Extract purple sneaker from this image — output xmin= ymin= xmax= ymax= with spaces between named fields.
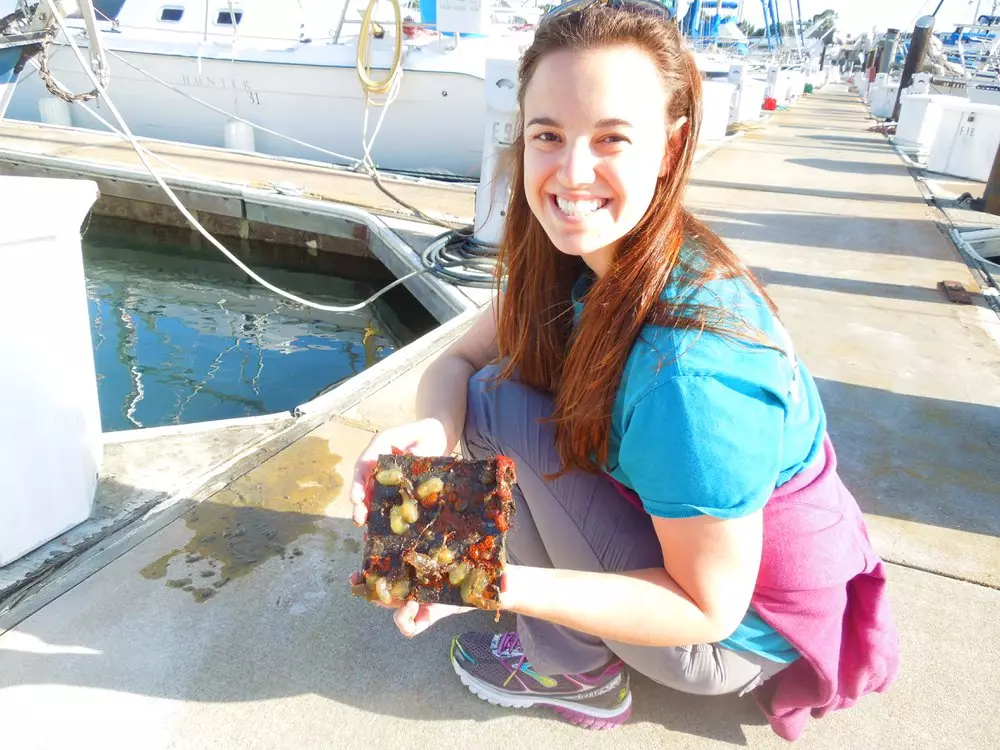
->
xmin=450 ymin=631 xmax=631 ymax=729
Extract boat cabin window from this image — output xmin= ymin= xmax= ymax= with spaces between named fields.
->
xmin=159 ymin=6 xmax=184 ymax=22
xmin=216 ymin=9 xmax=243 ymax=25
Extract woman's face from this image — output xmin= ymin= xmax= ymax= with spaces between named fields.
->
xmin=522 ymin=45 xmax=673 ymax=277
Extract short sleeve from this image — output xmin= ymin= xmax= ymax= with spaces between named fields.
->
xmin=618 ymin=374 xmax=784 ymax=519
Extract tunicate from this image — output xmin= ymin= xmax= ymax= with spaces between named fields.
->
xmin=433 ymin=545 xmax=455 ymax=565
xmin=400 ymin=499 xmax=419 ymax=524
xmin=390 ymin=577 xmax=411 ymax=599
xmin=372 ymin=576 xmax=392 ymax=604
xmin=415 ymin=476 xmax=444 ymax=499
xmin=376 ymin=468 xmax=404 ymax=485
xmin=389 ymin=506 xmax=409 ymax=535
xmin=448 ymin=560 xmax=472 ymax=585
xmin=460 ymin=567 xmax=488 ymax=605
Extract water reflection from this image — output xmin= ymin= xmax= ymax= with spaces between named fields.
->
xmin=84 ymin=244 xmax=400 ymax=432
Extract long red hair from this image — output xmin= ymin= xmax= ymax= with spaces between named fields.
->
xmin=495 ymin=6 xmax=778 ymax=474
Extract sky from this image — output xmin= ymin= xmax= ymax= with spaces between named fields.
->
xmin=734 ymin=0 xmax=994 ymax=37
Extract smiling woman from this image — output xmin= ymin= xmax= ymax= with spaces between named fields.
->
xmin=521 ymin=47 xmax=672 ymax=276
xmin=349 ymin=1 xmax=900 ymax=741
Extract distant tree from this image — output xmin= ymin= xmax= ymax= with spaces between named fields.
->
xmin=807 ymin=9 xmax=838 ymax=39
xmin=731 ymin=7 xmax=837 ymax=40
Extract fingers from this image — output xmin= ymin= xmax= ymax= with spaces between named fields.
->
xmin=351 ymin=569 xmax=444 ymax=634
xmin=350 ymin=442 xmax=378 ymax=504
xmin=393 ymin=601 xmax=473 ymax=638
xmin=411 ymin=604 xmax=438 ymax=636
xmin=351 ymin=475 xmax=372 ymax=527
xmin=394 ymin=600 xmax=421 ymax=638
xmin=349 ymin=466 xmax=368 ymax=507
xmin=350 ymin=452 xmax=375 ymax=526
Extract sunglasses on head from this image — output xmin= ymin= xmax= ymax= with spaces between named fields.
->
xmin=538 ymin=0 xmax=675 ymax=28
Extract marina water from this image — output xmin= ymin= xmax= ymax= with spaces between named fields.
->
xmin=83 ymin=229 xmax=422 ymax=432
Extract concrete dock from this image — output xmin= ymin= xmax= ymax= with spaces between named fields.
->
xmin=1 ymin=84 xmax=999 ymax=749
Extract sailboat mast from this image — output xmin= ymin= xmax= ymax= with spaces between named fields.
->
xmin=690 ymin=0 xmax=702 ymax=38
xmin=788 ymin=0 xmax=801 ymax=53
xmin=761 ymin=0 xmax=774 ymax=49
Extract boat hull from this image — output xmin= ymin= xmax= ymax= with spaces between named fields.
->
xmin=7 ymin=45 xmax=487 ymax=178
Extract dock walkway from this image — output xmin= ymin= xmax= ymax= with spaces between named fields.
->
xmin=1 ymin=85 xmax=999 ymax=749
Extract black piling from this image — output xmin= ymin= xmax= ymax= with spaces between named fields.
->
xmin=891 ymin=16 xmax=936 ymax=122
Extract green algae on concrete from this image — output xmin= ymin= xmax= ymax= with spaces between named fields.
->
xmin=341 ymin=537 xmax=362 ymax=556
xmin=140 ymin=436 xmax=344 ymax=601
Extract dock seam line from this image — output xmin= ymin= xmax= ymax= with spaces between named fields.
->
xmin=885 ymin=559 xmax=999 ymax=592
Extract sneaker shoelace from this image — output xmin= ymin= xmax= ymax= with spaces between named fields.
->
xmin=494 ymin=632 xmax=531 ymax=688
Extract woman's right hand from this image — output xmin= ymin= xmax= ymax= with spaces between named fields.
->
xmin=350 ymin=417 xmax=451 ymax=526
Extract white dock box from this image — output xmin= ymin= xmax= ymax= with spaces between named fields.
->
xmin=0 ymin=176 xmax=101 ymax=566
xmin=767 ymin=68 xmax=793 ymax=103
xmin=869 ymin=83 xmax=900 ymax=119
xmin=895 ymin=94 xmax=952 ymax=152
xmin=927 ymin=101 xmax=1000 ymax=181
xmin=728 ymin=64 xmax=766 ymax=124
xmin=475 ymin=54 xmax=520 ymax=245
xmin=787 ymin=70 xmax=806 ymax=99
xmin=700 ymin=81 xmax=736 ymax=142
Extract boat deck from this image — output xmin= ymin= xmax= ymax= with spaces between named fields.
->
xmin=2 ymin=85 xmax=1000 ymax=749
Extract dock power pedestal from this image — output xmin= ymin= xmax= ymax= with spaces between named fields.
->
xmin=475 ymin=55 xmax=520 ymax=247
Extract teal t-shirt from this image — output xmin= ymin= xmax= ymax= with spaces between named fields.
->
xmin=573 ymin=266 xmax=826 ymax=664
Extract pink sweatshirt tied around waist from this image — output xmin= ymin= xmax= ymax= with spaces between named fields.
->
xmin=608 ymin=436 xmax=900 ymax=741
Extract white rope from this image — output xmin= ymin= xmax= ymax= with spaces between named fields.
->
xmin=360 ymin=71 xmax=404 ymax=174
xmin=49 ymin=5 xmax=427 ymax=315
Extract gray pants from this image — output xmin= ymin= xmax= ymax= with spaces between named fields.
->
xmin=461 ymin=364 xmax=788 ymax=697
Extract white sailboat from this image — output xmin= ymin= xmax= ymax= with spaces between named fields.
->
xmin=2 ymin=0 xmax=537 ymax=179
